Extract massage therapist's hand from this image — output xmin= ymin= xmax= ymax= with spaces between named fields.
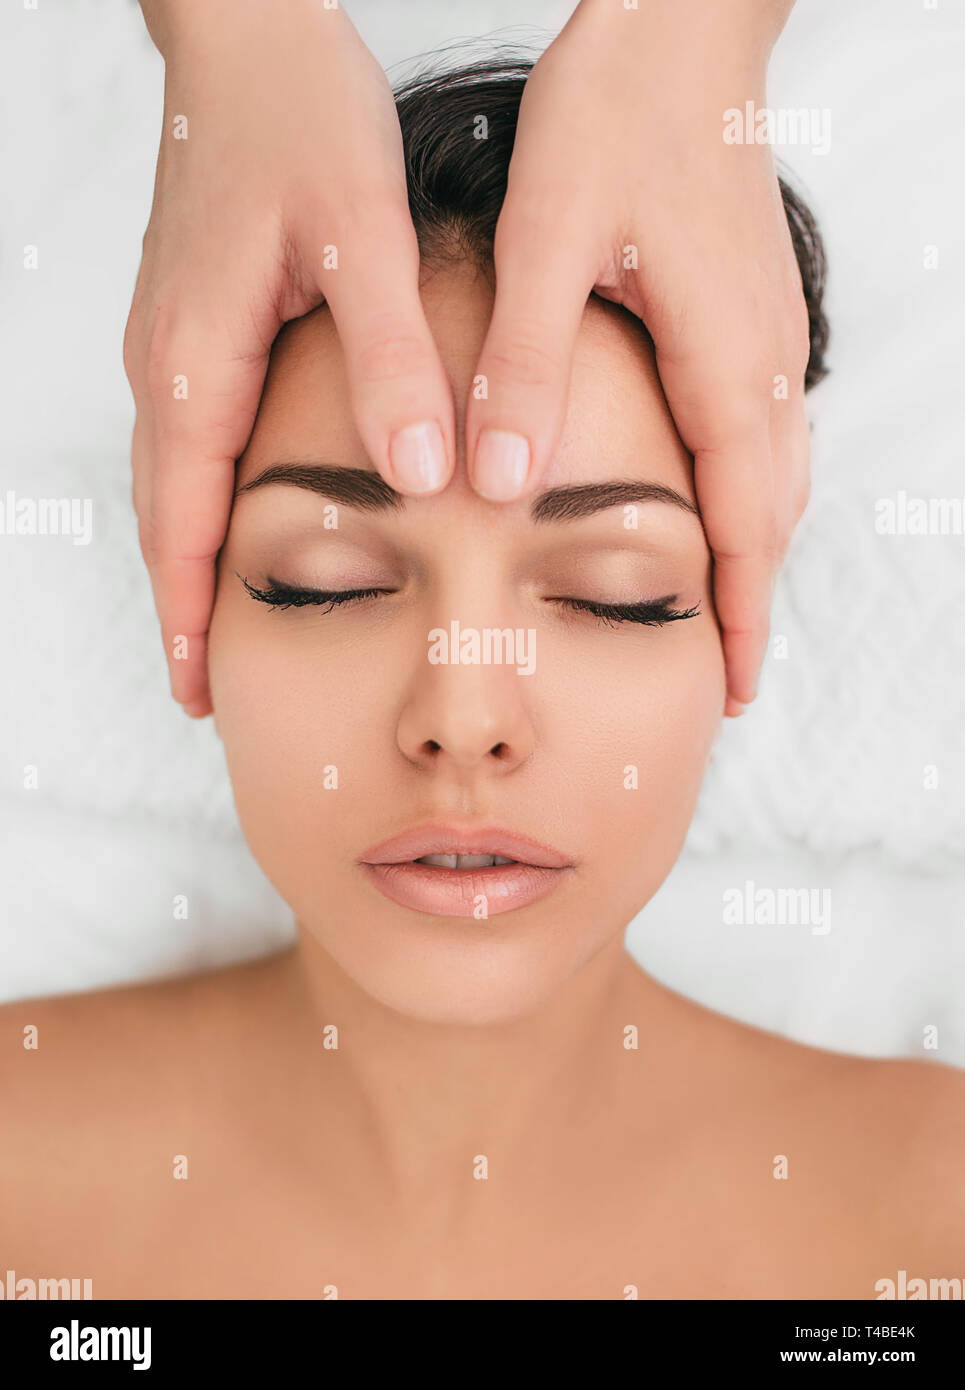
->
xmin=126 ymin=0 xmax=456 ymax=717
xmin=466 ymin=0 xmax=806 ymax=716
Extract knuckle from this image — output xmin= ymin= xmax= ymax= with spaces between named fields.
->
xmin=143 ymin=307 xmax=184 ymax=398
xmin=353 ymin=329 xmax=434 ymax=385
xmin=715 ymin=513 xmax=778 ymax=565
xmin=142 ymin=307 xmax=213 ymax=405
xmin=493 ymin=186 xmax=564 ymax=253
xmin=722 ymin=612 xmax=769 ymax=647
xmin=484 ymin=331 xmax=563 ymax=391
xmin=331 ymin=190 xmax=420 ymax=266
xmin=492 ymin=194 xmax=545 ymax=252
xmin=339 ymin=183 xmax=411 ymax=229
xmin=702 ymin=376 xmax=772 ymax=443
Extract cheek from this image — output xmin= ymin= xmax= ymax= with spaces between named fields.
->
xmin=540 ymin=616 xmax=724 ymax=918
xmin=207 ymin=586 xmax=385 ymax=895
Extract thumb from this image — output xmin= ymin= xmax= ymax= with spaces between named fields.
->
xmin=314 ymin=206 xmax=456 ymax=495
xmin=467 ymin=212 xmax=596 ymax=500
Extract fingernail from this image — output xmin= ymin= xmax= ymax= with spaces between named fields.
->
xmin=473 ymin=429 xmax=530 ymax=501
xmin=388 ymin=420 xmax=447 ymax=492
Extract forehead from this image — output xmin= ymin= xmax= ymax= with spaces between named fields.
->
xmin=235 ymin=262 xmax=694 ymax=499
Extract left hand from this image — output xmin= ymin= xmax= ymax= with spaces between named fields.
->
xmin=465 ymin=0 xmax=808 ymax=715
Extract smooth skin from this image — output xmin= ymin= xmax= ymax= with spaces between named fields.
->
xmin=125 ymin=0 xmax=807 ymax=720
xmin=2 ymin=951 xmax=964 ymax=1299
xmin=4 ymin=264 xmax=963 ymax=1301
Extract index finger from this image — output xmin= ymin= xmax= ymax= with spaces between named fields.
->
xmin=692 ymin=418 xmax=776 ymax=713
xmin=140 ymin=314 xmax=269 ymax=714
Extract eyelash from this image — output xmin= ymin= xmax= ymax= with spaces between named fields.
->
xmin=237 ymin=575 xmax=699 ymax=627
xmin=238 ymin=574 xmax=386 ymax=613
xmin=554 ymin=595 xmax=700 ymax=626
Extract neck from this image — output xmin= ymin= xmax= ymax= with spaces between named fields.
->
xmin=280 ymin=922 xmax=660 ymax=1217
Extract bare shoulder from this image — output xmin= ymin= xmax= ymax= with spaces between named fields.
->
xmin=648 ymin=976 xmax=965 ymax=1287
xmin=717 ymin=1002 xmax=965 ymax=1270
xmin=0 ymin=949 xmax=294 ymax=1261
xmin=823 ymin=1048 xmax=965 ymax=1285
xmin=718 ymin=998 xmax=965 ymax=1160
xmin=755 ymin=1016 xmax=965 ymax=1160
xmin=671 ymin=975 xmax=965 ymax=1126
xmin=0 ymin=950 xmax=289 ymax=1103
xmin=845 ymin=1047 xmax=965 ymax=1245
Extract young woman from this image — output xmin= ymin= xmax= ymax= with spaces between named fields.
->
xmin=2 ymin=59 xmax=961 ymax=1302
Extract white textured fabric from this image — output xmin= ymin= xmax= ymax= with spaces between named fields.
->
xmin=1 ymin=0 xmax=963 ymax=1061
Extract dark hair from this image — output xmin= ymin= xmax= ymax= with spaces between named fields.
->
xmin=394 ymin=56 xmax=829 ymax=391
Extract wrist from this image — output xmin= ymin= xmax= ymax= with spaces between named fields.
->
xmin=570 ymin=0 xmax=793 ymax=68
xmin=138 ymin=0 xmax=283 ymax=61
xmin=139 ymin=0 xmax=346 ymax=66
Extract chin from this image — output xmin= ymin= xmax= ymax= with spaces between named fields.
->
xmin=296 ymin=892 xmax=624 ymax=1028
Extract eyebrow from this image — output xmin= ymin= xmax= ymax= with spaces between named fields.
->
xmin=236 ymin=463 xmax=403 ymax=512
xmin=236 ymin=463 xmax=698 ymax=521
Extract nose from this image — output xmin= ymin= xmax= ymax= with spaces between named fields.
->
xmin=396 ymin=648 xmax=536 ymax=776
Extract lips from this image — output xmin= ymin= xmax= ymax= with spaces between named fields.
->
xmin=416 ymin=853 xmax=516 ymax=868
xmin=360 ymin=825 xmax=571 ymax=870
xmin=358 ymin=824 xmax=573 ymax=918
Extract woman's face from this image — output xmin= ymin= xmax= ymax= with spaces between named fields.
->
xmin=208 ymin=261 xmax=724 ymax=1024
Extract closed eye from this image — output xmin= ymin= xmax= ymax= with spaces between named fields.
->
xmin=237 ymin=575 xmax=392 ymax=612
xmin=238 ymin=575 xmax=699 ymax=627
xmin=549 ymin=596 xmax=700 ymax=626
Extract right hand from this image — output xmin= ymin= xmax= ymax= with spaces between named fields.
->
xmin=125 ymin=0 xmax=455 ymax=716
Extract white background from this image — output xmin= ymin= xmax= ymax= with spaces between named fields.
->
xmin=1 ymin=0 xmax=963 ymax=1062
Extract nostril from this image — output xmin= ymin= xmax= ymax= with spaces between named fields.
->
xmin=406 ymin=737 xmax=523 ymax=766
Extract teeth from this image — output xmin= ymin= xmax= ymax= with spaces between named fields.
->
xmin=415 ymin=853 xmax=518 ymax=869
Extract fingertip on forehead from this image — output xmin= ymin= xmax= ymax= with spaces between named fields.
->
xmin=239 ymin=267 xmax=684 ymax=493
